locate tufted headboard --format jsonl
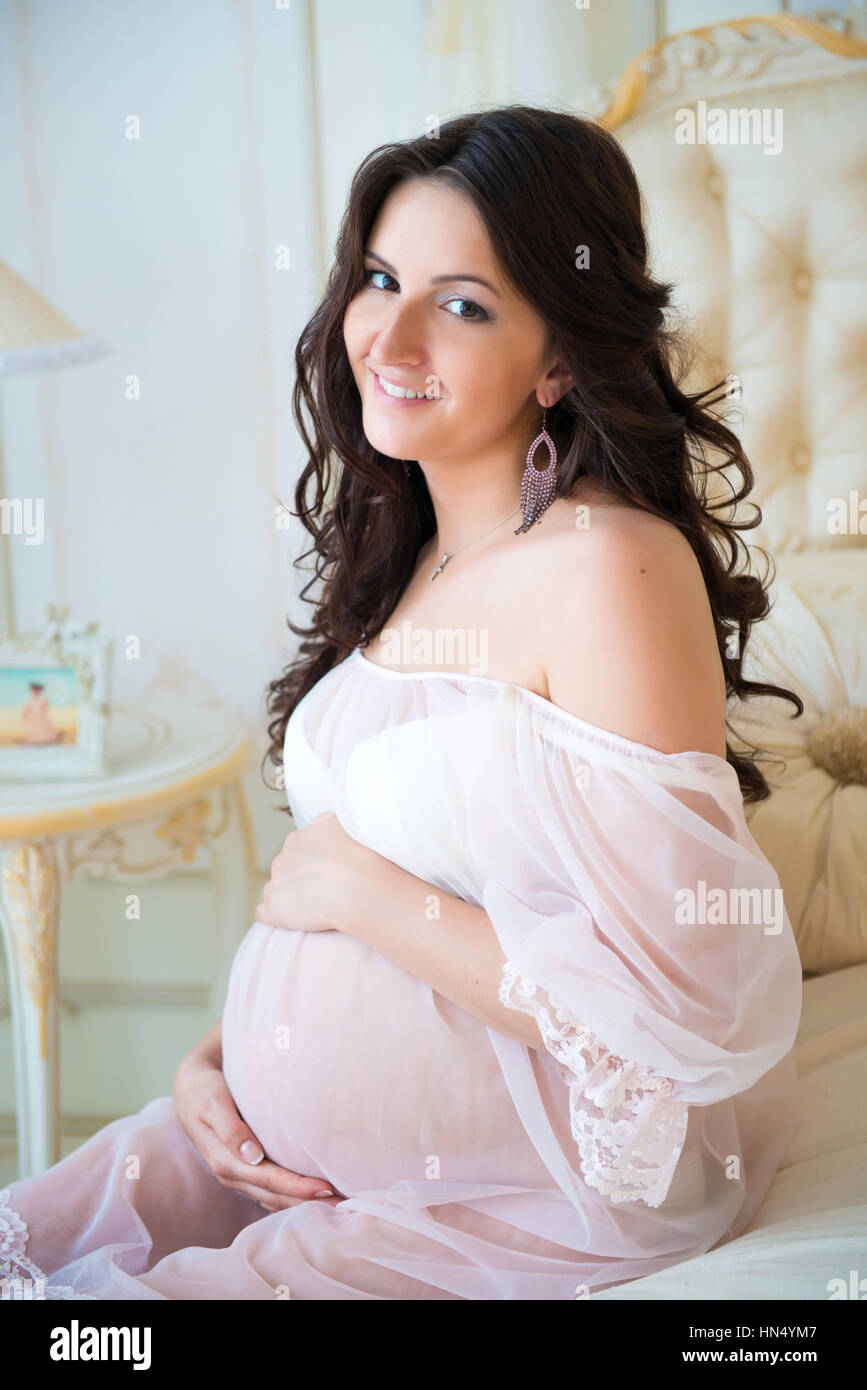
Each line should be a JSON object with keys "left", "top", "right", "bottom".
{"left": 591, "top": 13, "right": 867, "bottom": 976}
{"left": 594, "top": 11, "right": 867, "bottom": 559}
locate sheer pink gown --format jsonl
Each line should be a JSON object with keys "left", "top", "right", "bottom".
{"left": 1, "top": 647, "right": 803, "bottom": 1300}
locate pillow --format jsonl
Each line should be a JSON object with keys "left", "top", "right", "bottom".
{"left": 728, "top": 551, "right": 867, "bottom": 974}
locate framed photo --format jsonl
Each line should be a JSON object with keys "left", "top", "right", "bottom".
{"left": 0, "top": 608, "right": 112, "bottom": 781}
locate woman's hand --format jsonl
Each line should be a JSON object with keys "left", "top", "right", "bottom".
{"left": 254, "top": 811, "right": 369, "bottom": 934}
{"left": 173, "top": 1041, "right": 343, "bottom": 1211}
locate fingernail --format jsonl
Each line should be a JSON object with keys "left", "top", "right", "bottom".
{"left": 314, "top": 1188, "right": 335, "bottom": 1198}
{"left": 241, "top": 1140, "right": 264, "bottom": 1164}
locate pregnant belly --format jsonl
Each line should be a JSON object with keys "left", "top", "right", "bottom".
{"left": 220, "top": 922, "right": 550, "bottom": 1196}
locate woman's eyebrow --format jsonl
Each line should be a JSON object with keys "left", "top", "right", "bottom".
{"left": 363, "top": 247, "right": 501, "bottom": 299}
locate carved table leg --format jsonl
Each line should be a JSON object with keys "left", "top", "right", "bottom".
{"left": 0, "top": 840, "right": 61, "bottom": 1178}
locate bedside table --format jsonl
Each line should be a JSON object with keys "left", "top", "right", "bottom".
{"left": 0, "top": 695, "right": 260, "bottom": 1178}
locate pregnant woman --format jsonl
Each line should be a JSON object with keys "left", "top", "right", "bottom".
{"left": 1, "top": 105, "right": 804, "bottom": 1301}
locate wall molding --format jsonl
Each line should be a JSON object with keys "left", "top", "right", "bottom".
{"left": 0, "top": 978, "right": 210, "bottom": 1016}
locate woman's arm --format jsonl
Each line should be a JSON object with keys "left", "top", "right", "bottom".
{"left": 540, "top": 511, "right": 728, "bottom": 757}
{"left": 335, "top": 843, "right": 544, "bottom": 1052}
{"left": 257, "top": 814, "right": 544, "bottom": 1050}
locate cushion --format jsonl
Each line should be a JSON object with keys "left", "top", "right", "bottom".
{"left": 728, "top": 550, "right": 867, "bottom": 973}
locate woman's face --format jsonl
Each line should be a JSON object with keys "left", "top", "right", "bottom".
{"left": 343, "top": 177, "right": 562, "bottom": 470}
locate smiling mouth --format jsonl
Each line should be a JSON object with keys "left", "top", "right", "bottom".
{"left": 370, "top": 369, "right": 438, "bottom": 404}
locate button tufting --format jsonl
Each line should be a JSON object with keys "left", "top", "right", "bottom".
{"left": 792, "top": 268, "right": 813, "bottom": 297}
{"left": 706, "top": 170, "right": 724, "bottom": 199}
{"left": 791, "top": 446, "right": 811, "bottom": 472}
{"left": 805, "top": 707, "right": 867, "bottom": 787}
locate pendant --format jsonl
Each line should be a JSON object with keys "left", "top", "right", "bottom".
{"left": 429, "top": 552, "right": 451, "bottom": 581}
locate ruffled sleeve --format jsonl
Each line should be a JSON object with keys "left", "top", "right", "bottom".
{"left": 464, "top": 683, "right": 803, "bottom": 1211}
{"left": 498, "top": 964, "right": 689, "bottom": 1207}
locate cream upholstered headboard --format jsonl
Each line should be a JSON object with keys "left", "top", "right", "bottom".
{"left": 591, "top": 13, "right": 867, "bottom": 975}
{"left": 595, "top": 11, "right": 867, "bottom": 559}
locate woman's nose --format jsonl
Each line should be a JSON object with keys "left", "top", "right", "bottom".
{"left": 369, "top": 301, "right": 427, "bottom": 365}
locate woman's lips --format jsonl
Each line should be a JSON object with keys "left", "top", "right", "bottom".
{"left": 370, "top": 368, "right": 439, "bottom": 407}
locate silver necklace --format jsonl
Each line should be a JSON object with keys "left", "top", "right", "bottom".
{"left": 428, "top": 504, "right": 522, "bottom": 581}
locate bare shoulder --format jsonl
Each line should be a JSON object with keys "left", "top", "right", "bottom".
{"left": 532, "top": 493, "right": 728, "bottom": 757}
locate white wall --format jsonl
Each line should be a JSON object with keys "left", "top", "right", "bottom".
{"left": 310, "top": 0, "right": 651, "bottom": 282}
{"left": 0, "top": 0, "right": 321, "bottom": 870}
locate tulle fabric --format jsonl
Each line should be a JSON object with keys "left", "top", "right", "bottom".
{"left": 0, "top": 646, "right": 803, "bottom": 1299}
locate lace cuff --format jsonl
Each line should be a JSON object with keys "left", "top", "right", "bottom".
{"left": 499, "top": 961, "right": 689, "bottom": 1209}
{"left": 1, "top": 1186, "right": 97, "bottom": 1300}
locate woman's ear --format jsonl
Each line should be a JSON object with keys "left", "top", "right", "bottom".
{"left": 537, "top": 368, "right": 574, "bottom": 408}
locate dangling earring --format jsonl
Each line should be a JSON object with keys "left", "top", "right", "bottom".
{"left": 514, "top": 404, "right": 558, "bottom": 534}
{"left": 402, "top": 460, "right": 411, "bottom": 477}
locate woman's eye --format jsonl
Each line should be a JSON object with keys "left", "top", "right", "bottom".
{"left": 363, "top": 268, "right": 397, "bottom": 291}
{"left": 361, "top": 269, "right": 488, "bottom": 322}
{"left": 443, "top": 297, "right": 489, "bottom": 322}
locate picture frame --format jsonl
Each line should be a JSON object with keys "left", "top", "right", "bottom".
{"left": 0, "top": 604, "right": 113, "bottom": 781}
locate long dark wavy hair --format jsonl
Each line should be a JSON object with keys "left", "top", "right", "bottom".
{"left": 264, "top": 104, "right": 802, "bottom": 809}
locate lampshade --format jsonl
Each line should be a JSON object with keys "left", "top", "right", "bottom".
{"left": 0, "top": 257, "right": 109, "bottom": 376}
{"left": 0, "top": 257, "right": 110, "bottom": 640}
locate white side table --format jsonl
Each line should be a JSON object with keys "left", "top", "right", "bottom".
{"left": 0, "top": 695, "right": 260, "bottom": 1178}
